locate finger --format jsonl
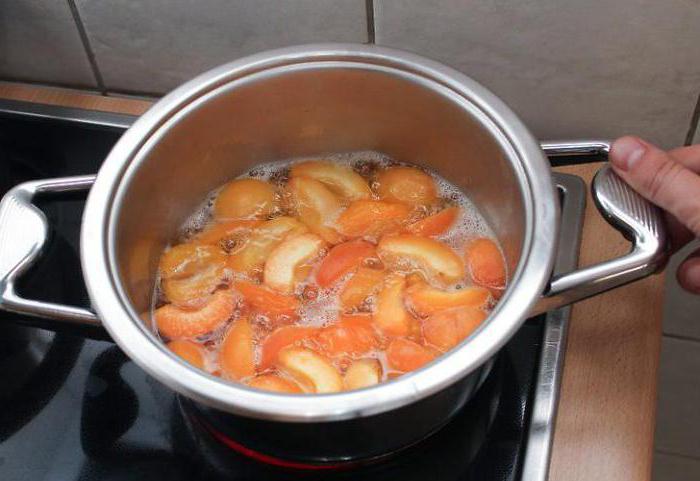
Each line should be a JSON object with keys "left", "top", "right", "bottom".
{"left": 669, "top": 144, "right": 700, "bottom": 173}
{"left": 609, "top": 136, "right": 700, "bottom": 238}
{"left": 630, "top": 138, "right": 700, "bottom": 174}
{"left": 664, "top": 212, "right": 695, "bottom": 253}
{"left": 677, "top": 248, "right": 700, "bottom": 295}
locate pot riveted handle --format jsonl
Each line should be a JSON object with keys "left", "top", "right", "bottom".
{"left": 532, "top": 140, "right": 669, "bottom": 315}
{"left": 0, "top": 175, "right": 100, "bottom": 326}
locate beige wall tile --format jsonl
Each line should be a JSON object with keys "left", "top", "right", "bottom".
{"left": 0, "top": 0, "right": 96, "bottom": 88}
{"left": 655, "top": 337, "right": 700, "bottom": 458}
{"left": 653, "top": 452, "right": 700, "bottom": 481}
{"left": 75, "top": 0, "right": 368, "bottom": 94}
{"left": 375, "top": 0, "right": 700, "bottom": 148}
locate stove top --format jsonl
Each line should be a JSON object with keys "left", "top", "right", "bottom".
{"left": 0, "top": 100, "right": 587, "bottom": 481}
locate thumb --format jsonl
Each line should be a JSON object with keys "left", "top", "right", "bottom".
{"left": 677, "top": 248, "right": 700, "bottom": 295}
{"left": 609, "top": 136, "right": 700, "bottom": 238}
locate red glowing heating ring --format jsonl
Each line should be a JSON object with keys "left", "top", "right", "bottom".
{"left": 199, "top": 417, "right": 351, "bottom": 471}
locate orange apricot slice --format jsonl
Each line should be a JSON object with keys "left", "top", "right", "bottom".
{"left": 315, "top": 240, "right": 376, "bottom": 288}
{"left": 316, "top": 315, "right": 379, "bottom": 357}
{"left": 247, "top": 374, "right": 302, "bottom": 394}
{"left": 214, "top": 178, "right": 277, "bottom": 220}
{"left": 386, "top": 338, "right": 437, "bottom": 372}
{"left": 155, "top": 289, "right": 236, "bottom": 339}
{"left": 219, "top": 317, "right": 255, "bottom": 380}
{"left": 286, "top": 176, "right": 344, "bottom": 244}
{"left": 376, "top": 167, "right": 437, "bottom": 206}
{"left": 377, "top": 235, "right": 465, "bottom": 285}
{"left": 233, "top": 281, "right": 300, "bottom": 320}
{"left": 194, "top": 219, "right": 261, "bottom": 246}
{"left": 344, "top": 359, "right": 382, "bottom": 390}
{"left": 166, "top": 340, "right": 205, "bottom": 369}
{"left": 405, "top": 281, "right": 491, "bottom": 317}
{"left": 161, "top": 273, "right": 223, "bottom": 308}
{"left": 464, "top": 237, "right": 506, "bottom": 289}
{"left": 406, "top": 206, "right": 459, "bottom": 237}
{"left": 422, "top": 307, "right": 488, "bottom": 351}
{"left": 339, "top": 267, "right": 386, "bottom": 310}
{"left": 159, "top": 244, "right": 228, "bottom": 306}
{"left": 159, "top": 244, "right": 226, "bottom": 280}
{"left": 290, "top": 160, "right": 371, "bottom": 200}
{"left": 373, "top": 273, "right": 412, "bottom": 337}
{"left": 276, "top": 347, "right": 343, "bottom": 393}
{"left": 336, "top": 200, "right": 411, "bottom": 239}
{"left": 228, "top": 216, "right": 308, "bottom": 274}
{"left": 264, "top": 233, "right": 325, "bottom": 294}
{"left": 260, "top": 325, "right": 319, "bottom": 370}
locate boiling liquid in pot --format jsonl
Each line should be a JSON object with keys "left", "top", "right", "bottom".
{"left": 150, "top": 152, "right": 506, "bottom": 394}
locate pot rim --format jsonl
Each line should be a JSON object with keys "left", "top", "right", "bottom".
{"left": 80, "top": 43, "right": 557, "bottom": 422}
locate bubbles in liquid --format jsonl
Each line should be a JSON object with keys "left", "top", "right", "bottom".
{"left": 177, "top": 188, "right": 221, "bottom": 242}
{"left": 433, "top": 177, "right": 496, "bottom": 255}
{"left": 298, "top": 279, "right": 343, "bottom": 329}
{"left": 153, "top": 150, "right": 504, "bottom": 384}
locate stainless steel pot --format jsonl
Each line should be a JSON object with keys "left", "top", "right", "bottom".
{"left": 0, "top": 44, "right": 668, "bottom": 463}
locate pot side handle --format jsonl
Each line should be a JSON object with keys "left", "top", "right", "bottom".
{"left": 531, "top": 140, "right": 669, "bottom": 316}
{"left": 0, "top": 175, "right": 100, "bottom": 326}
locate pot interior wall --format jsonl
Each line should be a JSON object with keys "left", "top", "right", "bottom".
{"left": 113, "top": 65, "right": 527, "bottom": 317}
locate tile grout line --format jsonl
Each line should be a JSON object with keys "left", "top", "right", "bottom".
{"left": 66, "top": 0, "right": 107, "bottom": 95}
{"left": 684, "top": 91, "right": 700, "bottom": 146}
{"left": 661, "top": 332, "right": 700, "bottom": 344}
{"left": 365, "top": 0, "right": 376, "bottom": 44}
{"left": 655, "top": 448, "right": 700, "bottom": 462}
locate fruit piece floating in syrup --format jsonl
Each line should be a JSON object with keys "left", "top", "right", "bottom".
{"left": 154, "top": 154, "right": 508, "bottom": 394}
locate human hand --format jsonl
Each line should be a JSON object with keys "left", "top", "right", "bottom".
{"left": 609, "top": 136, "right": 700, "bottom": 294}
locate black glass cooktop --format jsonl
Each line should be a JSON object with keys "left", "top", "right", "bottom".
{"left": 0, "top": 105, "right": 582, "bottom": 481}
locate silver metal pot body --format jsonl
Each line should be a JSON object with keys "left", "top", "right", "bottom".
{"left": 0, "top": 44, "right": 667, "bottom": 463}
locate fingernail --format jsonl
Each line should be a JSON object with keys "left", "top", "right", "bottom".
{"left": 610, "top": 137, "right": 646, "bottom": 171}
{"left": 684, "top": 261, "right": 700, "bottom": 294}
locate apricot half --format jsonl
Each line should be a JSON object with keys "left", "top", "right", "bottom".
{"left": 376, "top": 166, "right": 437, "bottom": 206}
{"left": 464, "top": 237, "right": 506, "bottom": 289}
{"left": 233, "top": 281, "right": 300, "bottom": 321}
{"left": 167, "top": 340, "right": 205, "bottom": 369}
{"left": 405, "top": 281, "right": 491, "bottom": 317}
{"left": 373, "top": 273, "right": 412, "bottom": 337}
{"left": 290, "top": 160, "right": 371, "bottom": 200}
{"left": 386, "top": 338, "right": 437, "bottom": 372}
{"left": 276, "top": 347, "right": 343, "bottom": 393}
{"left": 159, "top": 244, "right": 225, "bottom": 280}
{"left": 214, "top": 178, "right": 277, "bottom": 220}
{"left": 406, "top": 206, "right": 459, "bottom": 237}
{"left": 315, "top": 240, "right": 376, "bottom": 288}
{"left": 344, "top": 359, "right": 382, "bottom": 390}
{"left": 228, "top": 216, "right": 307, "bottom": 274}
{"left": 195, "top": 220, "right": 261, "bottom": 247}
{"left": 339, "top": 267, "right": 386, "bottom": 310}
{"left": 336, "top": 200, "right": 411, "bottom": 239}
{"left": 155, "top": 289, "right": 236, "bottom": 339}
{"left": 159, "top": 245, "right": 227, "bottom": 305}
{"left": 247, "top": 374, "right": 302, "bottom": 394}
{"left": 377, "top": 235, "right": 465, "bottom": 285}
{"left": 260, "top": 325, "right": 319, "bottom": 370}
{"left": 286, "top": 176, "right": 344, "bottom": 244}
{"left": 316, "top": 314, "right": 379, "bottom": 357}
{"left": 422, "top": 307, "right": 488, "bottom": 351}
{"left": 264, "top": 233, "right": 325, "bottom": 294}
{"left": 219, "top": 317, "right": 255, "bottom": 380}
